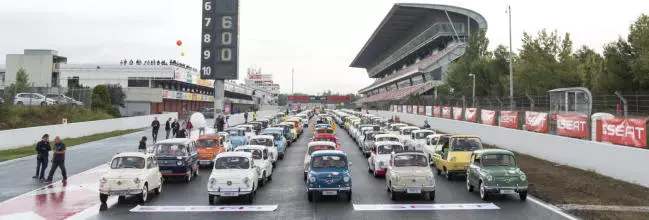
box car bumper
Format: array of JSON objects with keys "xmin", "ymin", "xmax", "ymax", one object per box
[
  {"xmin": 99, "ymin": 189, "xmax": 143, "ymax": 196},
  {"xmin": 483, "ymin": 186, "xmax": 528, "ymax": 194},
  {"xmin": 374, "ymin": 168, "xmax": 387, "ymax": 175},
  {"xmin": 208, "ymin": 189, "xmax": 254, "ymax": 196},
  {"xmin": 307, "ymin": 187, "xmax": 351, "ymax": 193},
  {"xmin": 391, "ymin": 186, "xmax": 436, "ymax": 193},
  {"xmin": 198, "ymin": 160, "xmax": 213, "ymax": 165}
]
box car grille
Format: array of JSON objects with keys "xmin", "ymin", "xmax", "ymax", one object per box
[
  {"xmin": 106, "ymin": 178, "xmax": 138, "ymax": 189},
  {"xmin": 396, "ymin": 176, "xmax": 428, "ymax": 186},
  {"xmin": 494, "ymin": 177, "xmax": 523, "ymax": 187}
]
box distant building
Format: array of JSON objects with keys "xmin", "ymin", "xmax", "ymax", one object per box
[
  {"xmin": 4, "ymin": 50, "xmax": 67, "ymax": 93},
  {"xmin": 0, "ymin": 66, "xmax": 5, "ymax": 91},
  {"xmin": 244, "ymin": 68, "xmax": 280, "ymax": 95}
]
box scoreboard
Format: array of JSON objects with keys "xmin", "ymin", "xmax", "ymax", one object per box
[{"xmin": 200, "ymin": 0, "xmax": 239, "ymax": 80}]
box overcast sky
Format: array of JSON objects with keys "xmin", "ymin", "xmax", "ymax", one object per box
[{"xmin": 1, "ymin": 0, "xmax": 648, "ymax": 95}]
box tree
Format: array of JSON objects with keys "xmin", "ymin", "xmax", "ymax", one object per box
[
  {"xmin": 3, "ymin": 68, "xmax": 34, "ymax": 103},
  {"xmin": 106, "ymin": 84, "xmax": 126, "ymax": 108},
  {"xmin": 91, "ymin": 85, "xmax": 112, "ymax": 112},
  {"xmin": 627, "ymin": 14, "xmax": 649, "ymax": 90},
  {"xmin": 574, "ymin": 46, "xmax": 604, "ymax": 92}
]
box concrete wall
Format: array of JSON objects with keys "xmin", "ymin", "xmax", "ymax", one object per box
[
  {"xmin": 5, "ymin": 54, "xmax": 54, "ymax": 87},
  {"xmin": 0, "ymin": 113, "xmax": 177, "ymax": 150},
  {"xmin": 371, "ymin": 110, "xmax": 649, "ymax": 188}
]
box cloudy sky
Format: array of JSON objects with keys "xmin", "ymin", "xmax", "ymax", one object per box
[{"xmin": 1, "ymin": 0, "xmax": 648, "ymax": 94}]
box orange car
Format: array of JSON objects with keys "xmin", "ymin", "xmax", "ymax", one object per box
[{"xmin": 196, "ymin": 136, "xmax": 226, "ymax": 166}]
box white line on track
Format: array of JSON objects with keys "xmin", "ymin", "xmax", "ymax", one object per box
[
  {"xmin": 353, "ymin": 203, "xmax": 500, "ymax": 211},
  {"xmin": 528, "ymin": 196, "xmax": 579, "ymax": 220},
  {"xmin": 129, "ymin": 205, "xmax": 279, "ymax": 212},
  {"xmin": 557, "ymin": 204, "xmax": 649, "ymax": 212}
]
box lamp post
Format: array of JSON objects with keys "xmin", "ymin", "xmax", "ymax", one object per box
[
  {"xmin": 469, "ymin": 73, "xmax": 476, "ymax": 107},
  {"xmin": 506, "ymin": 5, "xmax": 514, "ymax": 109}
]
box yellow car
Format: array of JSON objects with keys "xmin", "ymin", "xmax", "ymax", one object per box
[
  {"xmin": 344, "ymin": 117, "xmax": 359, "ymax": 130},
  {"xmin": 280, "ymin": 122, "xmax": 298, "ymax": 142},
  {"xmin": 286, "ymin": 118, "xmax": 303, "ymax": 134},
  {"xmin": 432, "ymin": 135, "xmax": 484, "ymax": 180}
]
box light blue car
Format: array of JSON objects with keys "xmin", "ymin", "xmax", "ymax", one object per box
[
  {"xmin": 315, "ymin": 124, "xmax": 332, "ymax": 130},
  {"xmin": 261, "ymin": 128, "xmax": 287, "ymax": 160},
  {"xmin": 225, "ymin": 127, "xmax": 247, "ymax": 148}
]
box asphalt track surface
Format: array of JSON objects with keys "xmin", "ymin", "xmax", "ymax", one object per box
[{"xmin": 0, "ymin": 118, "xmax": 575, "ymax": 220}]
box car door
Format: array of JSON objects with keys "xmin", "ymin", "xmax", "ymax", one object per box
[
  {"xmin": 263, "ymin": 149, "xmax": 272, "ymax": 174},
  {"xmin": 467, "ymin": 154, "xmax": 480, "ymax": 185},
  {"xmin": 146, "ymin": 156, "xmax": 160, "ymax": 188},
  {"xmin": 189, "ymin": 142, "xmax": 198, "ymax": 170}
]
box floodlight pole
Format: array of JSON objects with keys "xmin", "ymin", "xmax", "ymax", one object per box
[
  {"xmin": 214, "ymin": 80, "xmax": 224, "ymax": 128},
  {"xmin": 507, "ymin": 5, "xmax": 515, "ymax": 109}
]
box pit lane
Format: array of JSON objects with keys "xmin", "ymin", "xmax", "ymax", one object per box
[{"xmin": 91, "ymin": 121, "xmax": 572, "ymax": 220}]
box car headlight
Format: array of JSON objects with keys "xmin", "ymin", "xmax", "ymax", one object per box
[
  {"xmin": 244, "ymin": 177, "xmax": 250, "ymax": 184},
  {"xmin": 309, "ymin": 176, "xmax": 317, "ymax": 183},
  {"xmin": 520, "ymin": 174, "xmax": 527, "ymax": 181},
  {"xmin": 176, "ymin": 160, "xmax": 184, "ymax": 166},
  {"xmin": 209, "ymin": 178, "xmax": 216, "ymax": 187},
  {"xmin": 133, "ymin": 177, "xmax": 141, "ymax": 184},
  {"xmin": 100, "ymin": 177, "xmax": 107, "ymax": 184},
  {"xmin": 343, "ymin": 176, "xmax": 350, "ymax": 182},
  {"xmin": 485, "ymin": 175, "xmax": 493, "ymax": 182}
]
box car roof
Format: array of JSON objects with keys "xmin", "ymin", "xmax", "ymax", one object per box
[
  {"xmin": 250, "ymin": 135, "xmax": 274, "ymax": 140},
  {"xmin": 264, "ymin": 128, "xmax": 283, "ymax": 132},
  {"xmin": 451, "ymin": 135, "xmax": 480, "ymax": 138},
  {"xmin": 413, "ymin": 129, "xmax": 435, "ymax": 133},
  {"xmin": 313, "ymin": 134, "xmax": 336, "ymax": 138},
  {"xmin": 113, "ymin": 152, "xmax": 150, "ymax": 158},
  {"xmin": 216, "ymin": 151, "xmax": 252, "ymax": 158},
  {"xmin": 473, "ymin": 149, "xmax": 514, "ymax": 155},
  {"xmin": 400, "ymin": 126, "xmax": 420, "ymax": 130},
  {"xmin": 311, "ymin": 150, "xmax": 346, "ymax": 157},
  {"xmin": 234, "ymin": 145, "xmax": 266, "ymax": 151},
  {"xmin": 155, "ymin": 138, "xmax": 192, "ymax": 145},
  {"xmin": 394, "ymin": 151, "xmax": 427, "ymax": 157},
  {"xmin": 426, "ymin": 134, "xmax": 450, "ymax": 138},
  {"xmin": 390, "ymin": 123, "xmax": 407, "ymax": 126},
  {"xmin": 308, "ymin": 141, "xmax": 337, "ymax": 147},
  {"xmin": 226, "ymin": 127, "xmax": 245, "ymax": 131},
  {"xmin": 238, "ymin": 124, "xmax": 254, "ymax": 127},
  {"xmin": 197, "ymin": 135, "xmax": 221, "ymax": 140},
  {"xmin": 375, "ymin": 141, "xmax": 404, "ymax": 146},
  {"xmin": 376, "ymin": 134, "xmax": 399, "ymax": 138}
]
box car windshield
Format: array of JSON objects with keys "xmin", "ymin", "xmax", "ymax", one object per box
[
  {"xmin": 378, "ymin": 145, "xmax": 404, "ymax": 154},
  {"xmin": 262, "ymin": 132, "xmax": 282, "ymax": 140},
  {"xmin": 451, "ymin": 138, "xmax": 483, "ymax": 151},
  {"xmin": 392, "ymin": 125, "xmax": 405, "ymax": 131},
  {"xmin": 250, "ymin": 138, "xmax": 273, "ymax": 146},
  {"xmin": 236, "ymin": 149, "xmax": 263, "ymax": 159},
  {"xmin": 416, "ymin": 132, "xmax": 433, "ymax": 139},
  {"xmin": 393, "ymin": 154, "xmax": 428, "ymax": 167},
  {"xmin": 111, "ymin": 156, "xmax": 145, "ymax": 169},
  {"xmin": 196, "ymin": 139, "xmax": 218, "ymax": 147},
  {"xmin": 482, "ymin": 154, "xmax": 517, "ymax": 167},
  {"xmin": 377, "ymin": 137, "xmax": 399, "ymax": 142},
  {"xmin": 154, "ymin": 144, "xmax": 188, "ymax": 156},
  {"xmin": 437, "ymin": 136, "xmax": 450, "ymax": 146},
  {"xmin": 314, "ymin": 137, "xmax": 336, "ymax": 143},
  {"xmin": 214, "ymin": 157, "xmax": 250, "ymax": 169},
  {"xmin": 227, "ymin": 130, "xmax": 243, "ymax": 136},
  {"xmin": 402, "ymin": 128, "xmax": 416, "ymax": 135},
  {"xmin": 365, "ymin": 133, "xmax": 377, "ymax": 141},
  {"xmin": 308, "ymin": 145, "xmax": 336, "ymax": 155},
  {"xmin": 311, "ymin": 155, "xmax": 346, "ymax": 168}
]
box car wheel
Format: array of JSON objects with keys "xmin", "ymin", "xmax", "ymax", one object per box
[
  {"xmin": 436, "ymin": 167, "xmax": 442, "ymax": 176},
  {"xmin": 209, "ymin": 195, "xmax": 216, "ymax": 205},
  {"xmin": 247, "ymin": 191, "xmax": 255, "ymax": 204},
  {"xmin": 466, "ymin": 177, "xmax": 474, "ymax": 192},
  {"xmin": 307, "ymin": 191, "xmax": 313, "ymax": 202},
  {"xmin": 428, "ymin": 191, "xmax": 436, "ymax": 201},
  {"xmin": 193, "ymin": 167, "xmax": 199, "ymax": 177},
  {"xmin": 373, "ymin": 169, "xmax": 379, "ymax": 178},
  {"xmin": 154, "ymin": 181, "xmax": 162, "ymax": 195},
  {"xmin": 279, "ymin": 154, "xmax": 284, "ymax": 160},
  {"xmin": 390, "ymin": 191, "xmax": 398, "ymax": 201},
  {"xmin": 479, "ymin": 182, "xmax": 489, "ymax": 201},
  {"xmin": 117, "ymin": 196, "xmax": 126, "ymax": 204},
  {"xmin": 99, "ymin": 193, "xmax": 108, "ymax": 203},
  {"xmin": 444, "ymin": 170, "xmax": 452, "ymax": 180},
  {"xmin": 138, "ymin": 184, "xmax": 148, "ymax": 203},
  {"xmin": 519, "ymin": 191, "xmax": 528, "ymax": 201},
  {"xmin": 344, "ymin": 191, "xmax": 352, "ymax": 202},
  {"xmin": 267, "ymin": 170, "xmax": 272, "ymax": 181},
  {"xmin": 259, "ymin": 172, "xmax": 266, "ymax": 187},
  {"xmin": 16, "ymin": 101, "xmax": 23, "ymax": 105}
]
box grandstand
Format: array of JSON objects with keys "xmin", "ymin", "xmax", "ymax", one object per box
[{"xmin": 351, "ymin": 3, "xmax": 487, "ymax": 109}]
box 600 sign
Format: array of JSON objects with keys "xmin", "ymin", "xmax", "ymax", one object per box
[{"xmin": 201, "ymin": 0, "xmax": 239, "ymax": 80}]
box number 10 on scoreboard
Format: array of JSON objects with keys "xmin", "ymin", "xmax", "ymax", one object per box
[{"xmin": 201, "ymin": 0, "xmax": 239, "ymax": 80}]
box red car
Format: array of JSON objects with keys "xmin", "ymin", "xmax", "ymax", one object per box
[{"xmin": 312, "ymin": 134, "xmax": 339, "ymax": 150}]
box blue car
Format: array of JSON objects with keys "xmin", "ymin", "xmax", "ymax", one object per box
[
  {"xmin": 315, "ymin": 123, "xmax": 332, "ymax": 130},
  {"xmin": 306, "ymin": 150, "xmax": 352, "ymax": 202},
  {"xmin": 260, "ymin": 128, "xmax": 287, "ymax": 160},
  {"xmin": 153, "ymin": 138, "xmax": 199, "ymax": 182},
  {"xmin": 225, "ymin": 127, "xmax": 247, "ymax": 148},
  {"xmin": 273, "ymin": 124, "xmax": 293, "ymax": 144}
]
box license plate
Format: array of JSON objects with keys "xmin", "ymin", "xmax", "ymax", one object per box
[
  {"xmin": 160, "ymin": 170, "xmax": 172, "ymax": 173},
  {"xmin": 500, "ymin": 189, "xmax": 516, "ymax": 194},
  {"xmin": 221, "ymin": 192, "xmax": 239, "ymax": 197},
  {"xmin": 407, "ymin": 188, "xmax": 422, "ymax": 194},
  {"xmin": 199, "ymin": 161, "xmax": 211, "ymax": 165},
  {"xmin": 111, "ymin": 191, "xmax": 129, "ymax": 196},
  {"xmin": 322, "ymin": 191, "xmax": 337, "ymax": 196}
]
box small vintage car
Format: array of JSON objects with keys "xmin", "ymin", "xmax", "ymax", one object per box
[
  {"xmin": 466, "ymin": 149, "xmax": 528, "ymax": 201},
  {"xmin": 153, "ymin": 138, "xmax": 199, "ymax": 182},
  {"xmin": 248, "ymin": 135, "xmax": 279, "ymax": 163},
  {"xmin": 285, "ymin": 118, "xmax": 303, "ymax": 134},
  {"xmin": 249, "ymin": 121, "xmax": 264, "ymax": 134},
  {"xmin": 279, "ymin": 122, "xmax": 298, "ymax": 142},
  {"xmin": 385, "ymin": 151, "xmax": 436, "ymax": 201},
  {"xmin": 368, "ymin": 141, "xmax": 405, "ymax": 177},
  {"xmin": 196, "ymin": 135, "xmax": 226, "ymax": 166},
  {"xmin": 398, "ymin": 126, "xmax": 420, "ymax": 144},
  {"xmin": 405, "ymin": 129, "xmax": 437, "ymax": 151},
  {"xmin": 215, "ymin": 132, "xmax": 233, "ymax": 151},
  {"xmin": 207, "ymin": 152, "xmax": 259, "ymax": 204},
  {"xmin": 388, "ymin": 123, "xmax": 408, "ymax": 136},
  {"xmin": 235, "ymin": 145, "xmax": 273, "ymax": 186},
  {"xmin": 305, "ymin": 150, "xmax": 352, "ymax": 202},
  {"xmin": 312, "ymin": 134, "xmax": 339, "ymax": 150},
  {"xmin": 303, "ymin": 141, "xmax": 338, "ymax": 180},
  {"xmin": 225, "ymin": 127, "xmax": 247, "ymax": 148},
  {"xmin": 99, "ymin": 152, "xmax": 163, "ymax": 204},
  {"xmin": 423, "ymin": 134, "xmax": 451, "ymax": 163},
  {"xmin": 261, "ymin": 128, "xmax": 287, "ymax": 159},
  {"xmin": 375, "ymin": 134, "xmax": 401, "ymax": 143},
  {"xmin": 272, "ymin": 123, "xmax": 294, "ymax": 144},
  {"xmin": 361, "ymin": 130, "xmax": 387, "ymax": 157},
  {"xmin": 296, "ymin": 114, "xmax": 309, "ymax": 128},
  {"xmin": 432, "ymin": 135, "xmax": 484, "ymax": 180},
  {"xmin": 237, "ymin": 124, "xmax": 257, "ymax": 138}
]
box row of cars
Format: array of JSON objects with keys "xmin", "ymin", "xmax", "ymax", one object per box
[
  {"xmin": 12, "ymin": 92, "xmax": 84, "ymax": 106},
  {"xmin": 330, "ymin": 109, "xmax": 528, "ymax": 201}
]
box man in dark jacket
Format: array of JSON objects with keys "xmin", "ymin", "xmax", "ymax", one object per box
[
  {"xmin": 45, "ymin": 136, "xmax": 67, "ymax": 184},
  {"xmin": 151, "ymin": 117, "xmax": 160, "ymax": 143},
  {"xmin": 165, "ymin": 117, "xmax": 172, "ymax": 139},
  {"xmin": 34, "ymin": 134, "xmax": 51, "ymax": 180},
  {"xmin": 172, "ymin": 119, "xmax": 179, "ymax": 137},
  {"xmin": 216, "ymin": 115, "xmax": 225, "ymax": 132},
  {"xmin": 138, "ymin": 136, "xmax": 147, "ymax": 152},
  {"xmin": 244, "ymin": 111, "xmax": 249, "ymax": 123}
]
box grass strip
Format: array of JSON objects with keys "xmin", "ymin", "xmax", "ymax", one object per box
[{"xmin": 0, "ymin": 129, "xmax": 143, "ymax": 162}]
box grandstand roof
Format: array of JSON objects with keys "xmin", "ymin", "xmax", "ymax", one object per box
[{"xmin": 350, "ymin": 3, "xmax": 487, "ymax": 69}]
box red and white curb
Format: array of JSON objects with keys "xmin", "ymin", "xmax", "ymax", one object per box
[
  {"xmin": 129, "ymin": 205, "xmax": 279, "ymax": 212},
  {"xmin": 352, "ymin": 203, "xmax": 500, "ymax": 211}
]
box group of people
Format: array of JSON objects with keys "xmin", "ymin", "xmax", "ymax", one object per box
[
  {"xmin": 34, "ymin": 134, "xmax": 67, "ymax": 184},
  {"xmin": 143, "ymin": 117, "xmax": 193, "ymax": 151}
]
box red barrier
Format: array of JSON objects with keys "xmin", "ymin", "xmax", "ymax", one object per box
[
  {"xmin": 425, "ymin": 106, "xmax": 433, "ymax": 116},
  {"xmin": 556, "ymin": 114, "xmax": 589, "ymax": 138},
  {"xmin": 481, "ymin": 110, "xmax": 496, "ymax": 125},
  {"xmin": 407, "ymin": 105, "xmax": 413, "ymax": 114},
  {"xmin": 524, "ymin": 111, "xmax": 549, "ymax": 133},
  {"xmin": 442, "ymin": 107, "xmax": 451, "ymax": 118},
  {"xmin": 601, "ymin": 118, "xmax": 647, "ymax": 148},
  {"xmin": 397, "ymin": 105, "xmax": 403, "ymax": 112},
  {"xmin": 452, "ymin": 107, "xmax": 463, "ymax": 120},
  {"xmin": 434, "ymin": 106, "xmax": 441, "ymax": 117},
  {"xmin": 499, "ymin": 111, "xmax": 519, "ymax": 129},
  {"xmin": 418, "ymin": 105, "xmax": 425, "ymax": 115},
  {"xmin": 465, "ymin": 108, "xmax": 477, "ymax": 122}
]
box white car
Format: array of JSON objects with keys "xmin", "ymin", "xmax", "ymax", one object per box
[
  {"xmin": 368, "ymin": 141, "xmax": 405, "ymax": 177},
  {"xmin": 237, "ymin": 124, "xmax": 256, "ymax": 140},
  {"xmin": 207, "ymin": 152, "xmax": 259, "ymax": 204},
  {"xmin": 423, "ymin": 134, "xmax": 452, "ymax": 163},
  {"xmin": 13, "ymin": 93, "xmax": 57, "ymax": 106},
  {"xmin": 398, "ymin": 126, "xmax": 420, "ymax": 144},
  {"xmin": 356, "ymin": 126, "xmax": 376, "ymax": 145},
  {"xmin": 386, "ymin": 152, "xmax": 436, "ymax": 201},
  {"xmin": 375, "ymin": 134, "xmax": 402, "ymax": 143},
  {"xmin": 388, "ymin": 123, "xmax": 407, "ymax": 136},
  {"xmin": 235, "ymin": 145, "xmax": 273, "ymax": 186},
  {"xmin": 296, "ymin": 114, "xmax": 309, "ymax": 128},
  {"xmin": 99, "ymin": 152, "xmax": 163, "ymax": 204},
  {"xmin": 405, "ymin": 129, "xmax": 437, "ymax": 151},
  {"xmin": 303, "ymin": 141, "xmax": 338, "ymax": 180},
  {"xmin": 216, "ymin": 132, "xmax": 234, "ymax": 151},
  {"xmin": 248, "ymin": 135, "xmax": 278, "ymax": 164}
]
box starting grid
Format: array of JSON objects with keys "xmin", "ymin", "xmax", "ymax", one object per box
[{"xmin": 129, "ymin": 203, "xmax": 499, "ymax": 213}]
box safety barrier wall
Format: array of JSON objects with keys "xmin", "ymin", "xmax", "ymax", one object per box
[
  {"xmin": 0, "ymin": 113, "xmax": 177, "ymax": 151},
  {"xmin": 371, "ymin": 110, "xmax": 649, "ymax": 188}
]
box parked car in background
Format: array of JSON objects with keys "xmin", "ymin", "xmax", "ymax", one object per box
[
  {"xmin": 466, "ymin": 149, "xmax": 528, "ymax": 201},
  {"xmin": 398, "ymin": 126, "xmax": 420, "ymax": 144},
  {"xmin": 386, "ymin": 151, "xmax": 435, "ymax": 201},
  {"xmin": 248, "ymin": 135, "xmax": 278, "ymax": 164},
  {"xmin": 305, "ymin": 150, "xmax": 352, "ymax": 202},
  {"xmin": 388, "ymin": 123, "xmax": 407, "ymax": 136},
  {"xmin": 13, "ymin": 93, "xmax": 56, "ymax": 106},
  {"xmin": 215, "ymin": 132, "xmax": 233, "ymax": 152},
  {"xmin": 312, "ymin": 134, "xmax": 339, "ymax": 150},
  {"xmin": 153, "ymin": 138, "xmax": 199, "ymax": 182},
  {"xmin": 207, "ymin": 152, "xmax": 259, "ymax": 204},
  {"xmin": 260, "ymin": 128, "xmax": 287, "ymax": 159},
  {"xmin": 423, "ymin": 134, "xmax": 451, "ymax": 163},
  {"xmin": 46, "ymin": 94, "xmax": 84, "ymax": 107},
  {"xmin": 99, "ymin": 152, "xmax": 163, "ymax": 204}
]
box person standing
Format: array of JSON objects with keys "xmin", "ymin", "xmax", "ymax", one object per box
[
  {"xmin": 244, "ymin": 111, "xmax": 249, "ymax": 123},
  {"xmin": 216, "ymin": 115, "xmax": 225, "ymax": 132},
  {"xmin": 45, "ymin": 136, "xmax": 67, "ymax": 184},
  {"xmin": 165, "ymin": 117, "xmax": 172, "ymax": 139},
  {"xmin": 186, "ymin": 120, "xmax": 193, "ymax": 139},
  {"xmin": 151, "ymin": 117, "xmax": 160, "ymax": 143},
  {"xmin": 253, "ymin": 111, "xmax": 258, "ymax": 121},
  {"xmin": 138, "ymin": 136, "xmax": 147, "ymax": 152},
  {"xmin": 172, "ymin": 119, "xmax": 179, "ymax": 137},
  {"xmin": 34, "ymin": 134, "xmax": 51, "ymax": 181}
]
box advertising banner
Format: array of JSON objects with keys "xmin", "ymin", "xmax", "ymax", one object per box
[
  {"xmin": 465, "ymin": 108, "xmax": 477, "ymax": 122},
  {"xmin": 398, "ymin": 105, "xmax": 403, "ymax": 112},
  {"xmin": 499, "ymin": 111, "xmax": 519, "ymax": 129},
  {"xmin": 442, "ymin": 106, "xmax": 451, "ymax": 118},
  {"xmin": 418, "ymin": 105, "xmax": 425, "ymax": 115},
  {"xmin": 434, "ymin": 106, "xmax": 441, "ymax": 117},
  {"xmin": 452, "ymin": 107, "xmax": 463, "ymax": 120},
  {"xmin": 480, "ymin": 110, "xmax": 496, "ymax": 125},
  {"xmin": 600, "ymin": 118, "xmax": 647, "ymax": 148},
  {"xmin": 524, "ymin": 111, "xmax": 549, "ymax": 133},
  {"xmin": 556, "ymin": 114, "xmax": 589, "ymax": 138},
  {"xmin": 425, "ymin": 106, "xmax": 433, "ymax": 116}
]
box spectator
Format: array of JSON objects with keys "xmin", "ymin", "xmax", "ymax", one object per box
[
  {"xmin": 45, "ymin": 136, "xmax": 67, "ymax": 184},
  {"xmin": 138, "ymin": 136, "xmax": 147, "ymax": 152},
  {"xmin": 165, "ymin": 117, "xmax": 172, "ymax": 139},
  {"xmin": 172, "ymin": 119, "xmax": 179, "ymax": 137},
  {"xmin": 151, "ymin": 117, "xmax": 160, "ymax": 143},
  {"xmin": 244, "ymin": 111, "xmax": 249, "ymax": 123},
  {"xmin": 216, "ymin": 115, "xmax": 225, "ymax": 132},
  {"xmin": 253, "ymin": 111, "xmax": 258, "ymax": 121},
  {"xmin": 186, "ymin": 120, "xmax": 194, "ymax": 138},
  {"xmin": 34, "ymin": 134, "xmax": 51, "ymax": 181}
]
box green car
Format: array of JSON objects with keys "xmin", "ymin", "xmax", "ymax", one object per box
[{"xmin": 466, "ymin": 149, "xmax": 528, "ymax": 201}]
